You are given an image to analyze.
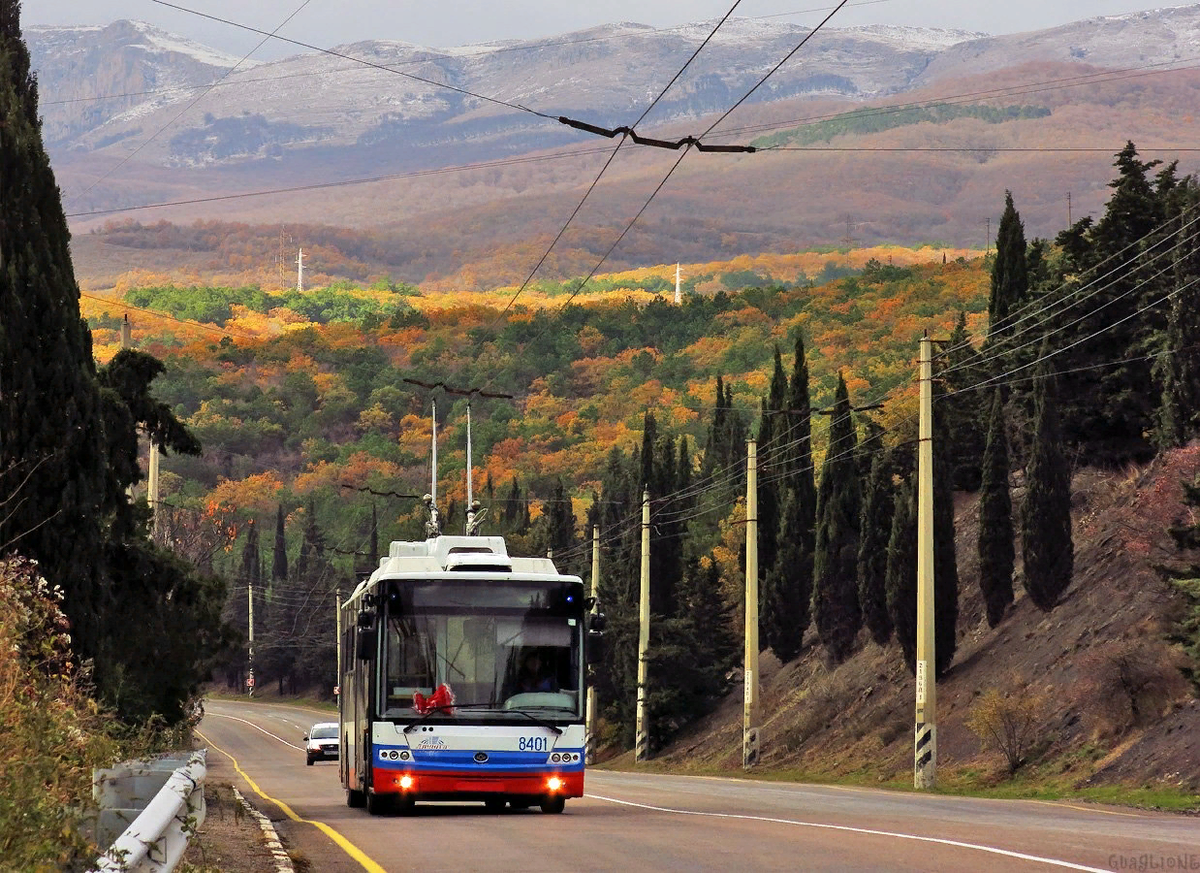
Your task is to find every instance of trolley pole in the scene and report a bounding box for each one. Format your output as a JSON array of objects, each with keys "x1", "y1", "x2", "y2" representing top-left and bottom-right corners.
[
  {"x1": 635, "y1": 490, "x2": 650, "y2": 762},
  {"x1": 586, "y1": 525, "x2": 599, "y2": 765},
  {"x1": 744, "y1": 440, "x2": 761, "y2": 768},
  {"x1": 915, "y1": 334, "x2": 937, "y2": 788},
  {"x1": 335, "y1": 592, "x2": 342, "y2": 690}
]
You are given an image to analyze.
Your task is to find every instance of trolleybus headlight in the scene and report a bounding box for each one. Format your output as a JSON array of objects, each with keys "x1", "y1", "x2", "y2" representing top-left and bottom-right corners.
[
  {"x1": 546, "y1": 776, "x2": 563, "y2": 792},
  {"x1": 550, "y1": 753, "x2": 561, "y2": 762},
  {"x1": 398, "y1": 750, "x2": 411, "y2": 761},
  {"x1": 399, "y1": 775, "x2": 414, "y2": 790}
]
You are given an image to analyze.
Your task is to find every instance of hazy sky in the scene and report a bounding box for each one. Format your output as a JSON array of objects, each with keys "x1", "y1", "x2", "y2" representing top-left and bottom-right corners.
[{"x1": 21, "y1": 1, "x2": 1177, "y2": 60}]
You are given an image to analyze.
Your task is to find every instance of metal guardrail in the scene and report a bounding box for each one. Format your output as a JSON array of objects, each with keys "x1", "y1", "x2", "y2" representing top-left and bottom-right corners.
[{"x1": 89, "y1": 749, "x2": 207, "y2": 873}]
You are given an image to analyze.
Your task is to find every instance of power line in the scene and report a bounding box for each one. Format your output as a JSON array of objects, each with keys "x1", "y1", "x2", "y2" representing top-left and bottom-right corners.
[{"x1": 150, "y1": 0, "x2": 556, "y2": 119}]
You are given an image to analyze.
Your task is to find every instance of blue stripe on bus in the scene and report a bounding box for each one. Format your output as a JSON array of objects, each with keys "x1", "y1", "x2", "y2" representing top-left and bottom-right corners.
[{"x1": 375, "y1": 748, "x2": 585, "y2": 772}]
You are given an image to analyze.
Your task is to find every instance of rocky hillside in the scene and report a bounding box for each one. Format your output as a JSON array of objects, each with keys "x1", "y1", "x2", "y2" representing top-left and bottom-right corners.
[{"x1": 647, "y1": 447, "x2": 1200, "y2": 799}]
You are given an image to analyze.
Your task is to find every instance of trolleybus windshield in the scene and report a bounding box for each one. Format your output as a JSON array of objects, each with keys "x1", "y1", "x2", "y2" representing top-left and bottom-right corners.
[{"x1": 379, "y1": 578, "x2": 585, "y2": 721}]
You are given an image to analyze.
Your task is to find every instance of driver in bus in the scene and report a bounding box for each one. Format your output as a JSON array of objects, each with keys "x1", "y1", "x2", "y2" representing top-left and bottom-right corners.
[{"x1": 516, "y1": 649, "x2": 556, "y2": 693}]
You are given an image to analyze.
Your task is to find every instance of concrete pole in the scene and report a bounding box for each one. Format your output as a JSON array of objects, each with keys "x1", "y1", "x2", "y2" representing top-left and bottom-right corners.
[
  {"x1": 148, "y1": 441, "x2": 160, "y2": 541},
  {"x1": 635, "y1": 490, "x2": 650, "y2": 762},
  {"x1": 915, "y1": 334, "x2": 937, "y2": 788},
  {"x1": 586, "y1": 525, "x2": 599, "y2": 765},
  {"x1": 248, "y1": 581, "x2": 255, "y2": 698},
  {"x1": 744, "y1": 440, "x2": 761, "y2": 768}
]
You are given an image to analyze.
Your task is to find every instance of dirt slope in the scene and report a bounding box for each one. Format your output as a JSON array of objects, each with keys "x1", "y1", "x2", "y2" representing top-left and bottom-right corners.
[{"x1": 651, "y1": 447, "x2": 1200, "y2": 796}]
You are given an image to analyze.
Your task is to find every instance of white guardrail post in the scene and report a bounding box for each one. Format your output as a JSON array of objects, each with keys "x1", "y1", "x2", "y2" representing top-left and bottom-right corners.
[{"x1": 90, "y1": 749, "x2": 207, "y2": 872}]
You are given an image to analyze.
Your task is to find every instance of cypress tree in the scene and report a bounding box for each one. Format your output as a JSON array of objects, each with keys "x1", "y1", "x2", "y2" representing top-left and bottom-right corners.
[
  {"x1": 857, "y1": 450, "x2": 894, "y2": 646},
  {"x1": 988, "y1": 191, "x2": 1028, "y2": 342},
  {"x1": 763, "y1": 488, "x2": 811, "y2": 662},
  {"x1": 932, "y1": 397, "x2": 959, "y2": 677},
  {"x1": 757, "y1": 347, "x2": 787, "y2": 583},
  {"x1": 977, "y1": 388, "x2": 1015, "y2": 627},
  {"x1": 813, "y1": 373, "x2": 862, "y2": 663},
  {"x1": 885, "y1": 481, "x2": 918, "y2": 673},
  {"x1": 1155, "y1": 188, "x2": 1200, "y2": 449},
  {"x1": 940, "y1": 312, "x2": 985, "y2": 491},
  {"x1": 1020, "y1": 355, "x2": 1074, "y2": 611},
  {"x1": 273, "y1": 505, "x2": 288, "y2": 582},
  {"x1": 0, "y1": 0, "x2": 109, "y2": 665}
]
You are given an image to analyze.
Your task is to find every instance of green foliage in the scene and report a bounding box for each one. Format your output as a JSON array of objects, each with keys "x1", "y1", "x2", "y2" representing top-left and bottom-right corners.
[
  {"x1": 857, "y1": 450, "x2": 894, "y2": 646},
  {"x1": 978, "y1": 388, "x2": 1015, "y2": 627},
  {"x1": 813, "y1": 374, "x2": 862, "y2": 663},
  {"x1": 886, "y1": 481, "x2": 917, "y2": 673},
  {"x1": 1019, "y1": 359, "x2": 1074, "y2": 611},
  {"x1": 125, "y1": 283, "x2": 273, "y2": 324},
  {"x1": 751, "y1": 103, "x2": 1051, "y2": 149}
]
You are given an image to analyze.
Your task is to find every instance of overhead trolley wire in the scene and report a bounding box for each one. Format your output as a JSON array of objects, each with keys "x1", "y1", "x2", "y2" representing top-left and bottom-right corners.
[{"x1": 151, "y1": 0, "x2": 557, "y2": 119}]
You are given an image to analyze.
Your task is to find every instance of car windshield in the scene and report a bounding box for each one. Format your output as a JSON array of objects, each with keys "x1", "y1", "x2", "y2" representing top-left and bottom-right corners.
[
  {"x1": 380, "y1": 578, "x2": 585, "y2": 721},
  {"x1": 310, "y1": 725, "x2": 338, "y2": 739}
]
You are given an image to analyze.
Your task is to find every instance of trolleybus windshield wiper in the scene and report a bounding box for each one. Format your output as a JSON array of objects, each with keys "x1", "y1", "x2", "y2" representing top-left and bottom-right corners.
[
  {"x1": 402, "y1": 702, "x2": 499, "y2": 733},
  {"x1": 505, "y1": 707, "x2": 565, "y2": 736}
]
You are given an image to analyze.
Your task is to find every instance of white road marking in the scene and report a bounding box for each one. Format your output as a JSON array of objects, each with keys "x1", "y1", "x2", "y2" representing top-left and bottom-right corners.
[
  {"x1": 205, "y1": 712, "x2": 306, "y2": 751},
  {"x1": 587, "y1": 794, "x2": 1110, "y2": 872}
]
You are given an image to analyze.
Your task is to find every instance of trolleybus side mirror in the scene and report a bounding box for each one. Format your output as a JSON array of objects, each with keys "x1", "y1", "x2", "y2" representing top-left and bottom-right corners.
[
  {"x1": 356, "y1": 626, "x2": 376, "y2": 660},
  {"x1": 356, "y1": 609, "x2": 377, "y2": 660},
  {"x1": 586, "y1": 629, "x2": 606, "y2": 665}
]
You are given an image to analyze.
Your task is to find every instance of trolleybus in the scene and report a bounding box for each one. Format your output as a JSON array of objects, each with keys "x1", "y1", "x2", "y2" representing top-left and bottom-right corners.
[{"x1": 339, "y1": 509, "x2": 601, "y2": 815}]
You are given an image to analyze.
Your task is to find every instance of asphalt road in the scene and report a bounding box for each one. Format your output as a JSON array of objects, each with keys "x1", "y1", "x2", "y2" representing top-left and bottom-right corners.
[{"x1": 197, "y1": 698, "x2": 1199, "y2": 872}]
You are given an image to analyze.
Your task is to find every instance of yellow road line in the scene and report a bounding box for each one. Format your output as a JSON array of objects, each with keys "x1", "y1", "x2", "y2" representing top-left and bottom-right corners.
[
  {"x1": 196, "y1": 728, "x2": 387, "y2": 873},
  {"x1": 1028, "y1": 799, "x2": 1145, "y2": 818}
]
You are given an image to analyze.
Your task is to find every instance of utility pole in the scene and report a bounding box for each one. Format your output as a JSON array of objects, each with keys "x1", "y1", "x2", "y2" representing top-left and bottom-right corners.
[
  {"x1": 985, "y1": 217, "x2": 991, "y2": 254},
  {"x1": 1067, "y1": 192, "x2": 1072, "y2": 227},
  {"x1": 743, "y1": 439, "x2": 761, "y2": 768},
  {"x1": 586, "y1": 525, "x2": 599, "y2": 765},
  {"x1": 635, "y1": 489, "x2": 650, "y2": 762},
  {"x1": 674, "y1": 263, "x2": 682, "y2": 304},
  {"x1": 248, "y1": 581, "x2": 255, "y2": 697},
  {"x1": 915, "y1": 333, "x2": 937, "y2": 788},
  {"x1": 296, "y1": 248, "x2": 305, "y2": 294}
]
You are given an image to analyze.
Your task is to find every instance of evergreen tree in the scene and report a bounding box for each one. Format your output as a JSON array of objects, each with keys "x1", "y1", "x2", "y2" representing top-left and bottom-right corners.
[
  {"x1": 0, "y1": 0, "x2": 109, "y2": 671},
  {"x1": 1020, "y1": 355, "x2": 1074, "y2": 611},
  {"x1": 988, "y1": 191, "x2": 1029, "y2": 341},
  {"x1": 857, "y1": 450, "x2": 895, "y2": 646},
  {"x1": 1163, "y1": 477, "x2": 1200, "y2": 689},
  {"x1": 0, "y1": 6, "x2": 227, "y2": 723},
  {"x1": 932, "y1": 395, "x2": 959, "y2": 677},
  {"x1": 543, "y1": 477, "x2": 576, "y2": 560},
  {"x1": 757, "y1": 347, "x2": 788, "y2": 579},
  {"x1": 977, "y1": 388, "x2": 1015, "y2": 627},
  {"x1": 940, "y1": 312, "x2": 985, "y2": 490},
  {"x1": 273, "y1": 505, "x2": 288, "y2": 582},
  {"x1": 763, "y1": 489, "x2": 811, "y2": 662},
  {"x1": 885, "y1": 481, "x2": 918, "y2": 673},
  {"x1": 1155, "y1": 185, "x2": 1200, "y2": 449},
  {"x1": 813, "y1": 374, "x2": 862, "y2": 663}
]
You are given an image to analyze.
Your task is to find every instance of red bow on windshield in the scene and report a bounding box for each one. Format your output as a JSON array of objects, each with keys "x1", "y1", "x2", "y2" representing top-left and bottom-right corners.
[{"x1": 412, "y1": 683, "x2": 456, "y2": 715}]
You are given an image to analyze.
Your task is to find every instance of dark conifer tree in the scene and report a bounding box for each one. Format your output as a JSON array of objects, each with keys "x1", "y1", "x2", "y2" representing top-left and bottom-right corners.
[
  {"x1": 813, "y1": 373, "x2": 862, "y2": 663},
  {"x1": 763, "y1": 488, "x2": 810, "y2": 662},
  {"x1": 757, "y1": 347, "x2": 788, "y2": 580},
  {"x1": 0, "y1": 0, "x2": 108, "y2": 666},
  {"x1": 543, "y1": 477, "x2": 576, "y2": 560},
  {"x1": 857, "y1": 450, "x2": 894, "y2": 646},
  {"x1": 273, "y1": 504, "x2": 288, "y2": 583},
  {"x1": 885, "y1": 481, "x2": 918, "y2": 673},
  {"x1": 988, "y1": 191, "x2": 1029, "y2": 342},
  {"x1": 940, "y1": 312, "x2": 985, "y2": 490},
  {"x1": 1155, "y1": 185, "x2": 1200, "y2": 449},
  {"x1": 932, "y1": 397, "x2": 959, "y2": 677},
  {"x1": 1020, "y1": 355, "x2": 1074, "y2": 611},
  {"x1": 369, "y1": 504, "x2": 379, "y2": 568},
  {"x1": 977, "y1": 389, "x2": 1015, "y2": 627}
]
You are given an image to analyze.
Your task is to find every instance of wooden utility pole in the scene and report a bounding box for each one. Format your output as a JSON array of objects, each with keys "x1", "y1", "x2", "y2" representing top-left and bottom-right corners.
[
  {"x1": 743, "y1": 440, "x2": 761, "y2": 768},
  {"x1": 635, "y1": 490, "x2": 650, "y2": 762},
  {"x1": 587, "y1": 525, "x2": 599, "y2": 765},
  {"x1": 915, "y1": 334, "x2": 937, "y2": 788}
]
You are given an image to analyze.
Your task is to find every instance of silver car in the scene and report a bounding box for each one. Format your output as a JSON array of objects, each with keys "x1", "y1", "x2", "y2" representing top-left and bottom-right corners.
[{"x1": 304, "y1": 722, "x2": 340, "y2": 765}]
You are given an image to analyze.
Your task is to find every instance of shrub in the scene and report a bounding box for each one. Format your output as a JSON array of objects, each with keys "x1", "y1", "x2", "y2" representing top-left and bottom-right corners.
[
  {"x1": 966, "y1": 687, "x2": 1046, "y2": 774},
  {"x1": 1079, "y1": 639, "x2": 1189, "y2": 733}
]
